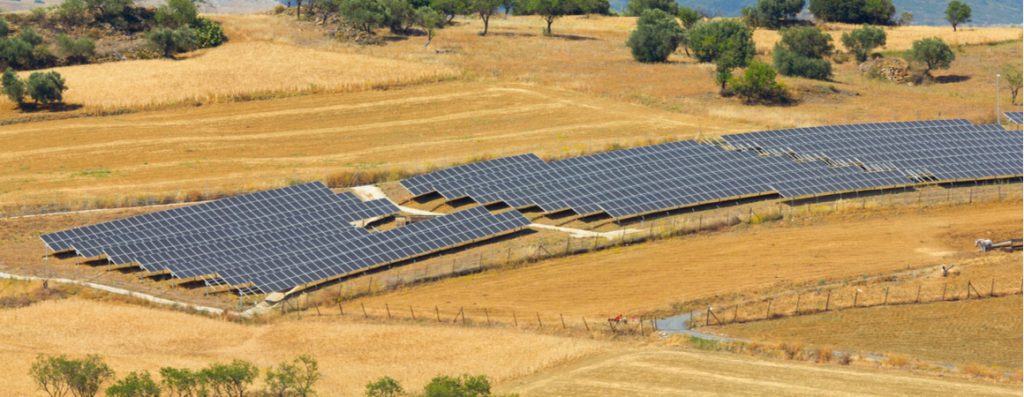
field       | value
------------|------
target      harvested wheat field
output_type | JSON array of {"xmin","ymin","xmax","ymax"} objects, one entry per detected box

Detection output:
[
  {"xmin": 711, "ymin": 295, "xmax": 1023, "ymax": 370},
  {"xmin": 348, "ymin": 200, "xmax": 1022, "ymax": 320},
  {"xmin": 499, "ymin": 349, "xmax": 1021, "ymax": 397},
  {"xmin": 0, "ymin": 298, "xmax": 603, "ymax": 396}
]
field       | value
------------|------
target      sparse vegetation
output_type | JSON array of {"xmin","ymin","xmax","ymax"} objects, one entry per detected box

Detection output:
[
  {"xmin": 1003, "ymin": 65, "xmax": 1022, "ymax": 105},
  {"xmin": 741, "ymin": 0, "xmax": 805, "ymax": 29},
  {"xmin": 728, "ymin": 60, "xmax": 790, "ymax": 104},
  {"xmin": 105, "ymin": 371, "xmax": 160, "ymax": 397},
  {"xmin": 365, "ymin": 376, "xmax": 404, "ymax": 397}
]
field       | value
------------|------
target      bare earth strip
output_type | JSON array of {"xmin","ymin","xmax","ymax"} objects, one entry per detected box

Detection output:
[
  {"xmin": 349, "ymin": 201, "xmax": 1022, "ymax": 319},
  {"xmin": 710, "ymin": 295, "xmax": 1024, "ymax": 369},
  {"xmin": 501, "ymin": 349, "xmax": 1021, "ymax": 397}
]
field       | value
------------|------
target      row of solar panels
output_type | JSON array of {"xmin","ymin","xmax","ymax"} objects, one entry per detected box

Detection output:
[
  {"xmin": 401, "ymin": 119, "xmax": 1023, "ymax": 220},
  {"xmin": 42, "ymin": 183, "xmax": 531, "ymax": 294},
  {"xmin": 1006, "ymin": 112, "xmax": 1023, "ymax": 125}
]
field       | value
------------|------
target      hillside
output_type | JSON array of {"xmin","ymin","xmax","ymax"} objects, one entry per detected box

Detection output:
[{"xmin": 605, "ymin": 0, "xmax": 1024, "ymax": 26}]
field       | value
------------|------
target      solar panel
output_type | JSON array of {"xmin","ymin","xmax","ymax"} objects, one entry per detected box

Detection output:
[{"xmin": 1005, "ymin": 112, "xmax": 1023, "ymax": 124}]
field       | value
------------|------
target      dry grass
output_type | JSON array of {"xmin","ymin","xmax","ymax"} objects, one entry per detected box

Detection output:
[
  {"xmin": 751, "ymin": 23, "xmax": 1023, "ymax": 53},
  {"xmin": 14, "ymin": 41, "xmax": 456, "ymax": 109},
  {"xmin": 345, "ymin": 200, "xmax": 1021, "ymax": 320},
  {"xmin": 714, "ymin": 295, "xmax": 1023, "ymax": 370},
  {"xmin": 499, "ymin": 349, "xmax": 1022, "ymax": 397},
  {"xmin": 0, "ymin": 298, "xmax": 604, "ymax": 396}
]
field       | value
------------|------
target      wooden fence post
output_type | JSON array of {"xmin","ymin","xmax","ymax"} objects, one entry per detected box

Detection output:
[
  {"xmin": 942, "ymin": 283, "xmax": 947, "ymax": 301},
  {"xmin": 883, "ymin": 287, "xmax": 889, "ymax": 305},
  {"xmin": 794, "ymin": 294, "xmax": 801, "ymax": 314},
  {"xmin": 314, "ymin": 303, "xmax": 321, "ymax": 316},
  {"xmin": 410, "ymin": 305, "xmax": 416, "ymax": 320},
  {"xmin": 766, "ymin": 299, "xmax": 773, "ymax": 319},
  {"xmin": 461, "ymin": 307, "xmax": 467, "ymax": 325},
  {"xmin": 338, "ymin": 301, "xmax": 344, "ymax": 316},
  {"xmin": 824, "ymin": 290, "xmax": 831, "ymax": 311},
  {"xmin": 916, "ymin": 285, "xmax": 921, "ymax": 303},
  {"xmin": 733, "ymin": 305, "xmax": 738, "ymax": 323},
  {"xmin": 853, "ymin": 290, "xmax": 859, "ymax": 307},
  {"xmin": 536, "ymin": 312, "xmax": 542, "ymax": 328},
  {"xmin": 991, "ymin": 278, "xmax": 996, "ymax": 297},
  {"xmin": 385, "ymin": 303, "xmax": 391, "ymax": 319},
  {"xmin": 582, "ymin": 316, "xmax": 590, "ymax": 331},
  {"xmin": 705, "ymin": 306, "xmax": 712, "ymax": 326},
  {"xmin": 435, "ymin": 306, "xmax": 440, "ymax": 322},
  {"xmin": 639, "ymin": 317, "xmax": 645, "ymax": 336},
  {"xmin": 361, "ymin": 303, "xmax": 367, "ymax": 318},
  {"xmin": 485, "ymin": 308, "xmax": 491, "ymax": 326},
  {"xmin": 513, "ymin": 310, "xmax": 518, "ymax": 327}
]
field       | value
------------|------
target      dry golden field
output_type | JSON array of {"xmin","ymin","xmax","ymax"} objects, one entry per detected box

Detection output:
[
  {"xmin": 346, "ymin": 200, "xmax": 1022, "ymax": 320},
  {"xmin": 712, "ymin": 295, "xmax": 1023, "ymax": 370},
  {"xmin": 499, "ymin": 349, "xmax": 1022, "ymax": 397},
  {"xmin": 0, "ymin": 297, "xmax": 603, "ymax": 396}
]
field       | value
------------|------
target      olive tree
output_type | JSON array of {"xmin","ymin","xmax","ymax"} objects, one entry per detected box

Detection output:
[
  {"xmin": 469, "ymin": 0, "xmax": 503, "ymax": 35},
  {"xmin": 741, "ymin": 0, "xmax": 804, "ymax": 29},
  {"xmin": 521, "ymin": 0, "xmax": 574, "ymax": 36},
  {"xmin": 841, "ymin": 24, "xmax": 886, "ymax": 62},
  {"xmin": 626, "ymin": 9, "xmax": 683, "ymax": 63},
  {"xmin": 1003, "ymin": 65, "xmax": 1022, "ymax": 105},
  {"xmin": 905, "ymin": 37, "xmax": 954, "ymax": 78},
  {"xmin": 944, "ymin": 0, "xmax": 970, "ymax": 31},
  {"xmin": 729, "ymin": 60, "xmax": 789, "ymax": 104},
  {"xmin": 415, "ymin": 6, "xmax": 444, "ymax": 47},
  {"xmin": 773, "ymin": 25, "xmax": 833, "ymax": 80}
]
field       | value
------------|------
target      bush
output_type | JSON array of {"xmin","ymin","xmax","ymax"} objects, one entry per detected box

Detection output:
[
  {"xmin": 19, "ymin": 27, "xmax": 44, "ymax": 47},
  {"xmin": 676, "ymin": 6, "xmax": 700, "ymax": 28},
  {"xmin": 772, "ymin": 26, "xmax": 832, "ymax": 79},
  {"xmin": 192, "ymin": 18, "xmax": 226, "ymax": 48},
  {"xmin": 58, "ymin": 0, "xmax": 91, "ymax": 26},
  {"xmin": 160, "ymin": 367, "xmax": 201, "ymax": 397},
  {"xmin": 0, "ymin": 38, "xmax": 34, "ymax": 69},
  {"xmin": 380, "ymin": 0, "xmax": 416, "ymax": 33},
  {"xmin": 85, "ymin": 0, "xmax": 134, "ymax": 24},
  {"xmin": 905, "ymin": 37, "xmax": 954, "ymax": 77},
  {"xmin": 626, "ymin": 9, "xmax": 683, "ymax": 63},
  {"xmin": 687, "ymin": 18, "xmax": 755, "ymax": 64},
  {"xmin": 423, "ymin": 374, "xmax": 491, "ymax": 397},
  {"xmin": 29, "ymin": 354, "xmax": 113, "ymax": 397},
  {"xmin": 2, "ymin": 68, "xmax": 25, "ymax": 105},
  {"xmin": 147, "ymin": 27, "xmax": 196, "ymax": 58},
  {"xmin": 156, "ymin": 0, "xmax": 198, "ymax": 28},
  {"xmin": 841, "ymin": 24, "xmax": 885, "ymax": 62},
  {"xmin": 264, "ymin": 355, "xmax": 320, "ymax": 397},
  {"xmin": 728, "ymin": 60, "xmax": 789, "ymax": 104},
  {"xmin": 0, "ymin": 16, "xmax": 9, "ymax": 37},
  {"xmin": 28, "ymin": 71, "xmax": 69, "ymax": 105},
  {"xmin": 200, "ymin": 360, "xmax": 258, "ymax": 397},
  {"xmin": 624, "ymin": 0, "xmax": 676, "ymax": 16},
  {"xmin": 56, "ymin": 34, "xmax": 96, "ymax": 64},
  {"xmin": 809, "ymin": 0, "xmax": 893, "ymax": 24},
  {"xmin": 105, "ymin": 371, "xmax": 160, "ymax": 397},
  {"xmin": 741, "ymin": 0, "xmax": 804, "ymax": 29},
  {"xmin": 366, "ymin": 376, "xmax": 404, "ymax": 397}
]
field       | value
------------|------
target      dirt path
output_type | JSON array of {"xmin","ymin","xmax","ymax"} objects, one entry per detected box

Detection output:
[{"xmin": 500, "ymin": 349, "xmax": 1021, "ymax": 396}]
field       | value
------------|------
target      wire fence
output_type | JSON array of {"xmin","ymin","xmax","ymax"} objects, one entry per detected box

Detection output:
[
  {"xmin": 690, "ymin": 277, "xmax": 1024, "ymax": 328},
  {"xmin": 328, "ymin": 182, "xmax": 1021, "ymax": 302}
]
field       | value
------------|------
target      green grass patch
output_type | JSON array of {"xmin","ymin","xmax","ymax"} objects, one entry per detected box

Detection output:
[{"xmin": 72, "ymin": 168, "xmax": 112, "ymax": 178}]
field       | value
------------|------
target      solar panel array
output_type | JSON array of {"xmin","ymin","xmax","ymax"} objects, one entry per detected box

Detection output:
[
  {"xmin": 401, "ymin": 119, "xmax": 1022, "ymax": 219},
  {"xmin": 1006, "ymin": 112, "xmax": 1023, "ymax": 124},
  {"xmin": 42, "ymin": 182, "xmax": 531, "ymax": 294}
]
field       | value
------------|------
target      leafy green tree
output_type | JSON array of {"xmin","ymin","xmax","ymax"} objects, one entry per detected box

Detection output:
[
  {"xmin": 686, "ymin": 18, "xmax": 755, "ymax": 64},
  {"xmin": 741, "ymin": 0, "xmax": 804, "ymax": 29},
  {"xmin": 67, "ymin": 354, "xmax": 114, "ymax": 397},
  {"xmin": 264, "ymin": 355, "xmax": 320, "ymax": 397},
  {"xmin": 897, "ymin": 11, "xmax": 912, "ymax": 26},
  {"xmin": 381, "ymin": 0, "xmax": 416, "ymax": 33},
  {"xmin": 676, "ymin": 6, "xmax": 700, "ymax": 28},
  {"xmin": 56, "ymin": 34, "xmax": 96, "ymax": 64},
  {"xmin": 338, "ymin": 0, "xmax": 389, "ymax": 32},
  {"xmin": 729, "ymin": 60, "xmax": 789, "ymax": 104},
  {"xmin": 1003, "ymin": 65, "xmax": 1022, "ymax": 105},
  {"xmin": 2, "ymin": 68, "xmax": 25, "ymax": 106},
  {"xmin": 469, "ymin": 0, "xmax": 503, "ymax": 35},
  {"xmin": 29, "ymin": 354, "xmax": 76, "ymax": 397},
  {"xmin": 808, "ymin": 0, "xmax": 893, "ymax": 24},
  {"xmin": 201, "ymin": 360, "xmax": 258, "ymax": 397},
  {"xmin": 944, "ymin": 0, "xmax": 970, "ymax": 31},
  {"xmin": 160, "ymin": 367, "xmax": 201, "ymax": 397},
  {"xmin": 365, "ymin": 376, "xmax": 404, "ymax": 397},
  {"xmin": 773, "ymin": 25, "xmax": 832, "ymax": 79},
  {"xmin": 105, "ymin": 371, "xmax": 160, "ymax": 397},
  {"xmin": 905, "ymin": 37, "xmax": 954, "ymax": 77},
  {"xmin": 626, "ymin": 9, "xmax": 682, "ymax": 63},
  {"xmin": 19, "ymin": 27, "xmax": 44, "ymax": 47},
  {"xmin": 521, "ymin": 0, "xmax": 573, "ymax": 35},
  {"xmin": 430, "ymin": 0, "xmax": 467, "ymax": 23},
  {"xmin": 624, "ymin": 0, "xmax": 676, "ymax": 17},
  {"xmin": 423, "ymin": 374, "xmax": 491, "ymax": 397},
  {"xmin": 0, "ymin": 38, "xmax": 34, "ymax": 69},
  {"xmin": 0, "ymin": 16, "xmax": 9, "ymax": 37},
  {"xmin": 146, "ymin": 28, "xmax": 195, "ymax": 58},
  {"xmin": 85, "ymin": 0, "xmax": 133, "ymax": 24},
  {"xmin": 840, "ymin": 24, "xmax": 885, "ymax": 62},
  {"xmin": 156, "ymin": 0, "xmax": 199, "ymax": 28},
  {"xmin": 415, "ymin": 6, "xmax": 444, "ymax": 46}
]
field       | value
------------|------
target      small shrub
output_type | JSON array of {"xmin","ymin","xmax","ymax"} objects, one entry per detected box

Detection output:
[
  {"xmin": 160, "ymin": 367, "xmax": 201, "ymax": 397},
  {"xmin": 156, "ymin": 0, "xmax": 198, "ymax": 28},
  {"xmin": 0, "ymin": 16, "xmax": 9, "ymax": 37},
  {"xmin": 687, "ymin": 336, "xmax": 723, "ymax": 351},
  {"xmin": 365, "ymin": 376, "xmax": 404, "ymax": 397},
  {"xmin": 192, "ymin": 18, "xmax": 226, "ymax": 48},
  {"xmin": 624, "ymin": 0, "xmax": 677, "ymax": 16},
  {"xmin": 19, "ymin": 27, "xmax": 44, "ymax": 47},
  {"xmin": 835, "ymin": 352, "xmax": 852, "ymax": 365},
  {"xmin": 780, "ymin": 342, "xmax": 804, "ymax": 360},
  {"xmin": 27, "ymin": 71, "xmax": 68, "ymax": 105},
  {"xmin": 105, "ymin": 371, "xmax": 160, "ymax": 397},
  {"xmin": 626, "ymin": 9, "xmax": 683, "ymax": 63},
  {"xmin": 961, "ymin": 363, "xmax": 999, "ymax": 379},
  {"xmin": 841, "ymin": 24, "xmax": 886, "ymax": 63},
  {"xmin": 147, "ymin": 27, "xmax": 196, "ymax": 58},
  {"xmin": 728, "ymin": 60, "xmax": 790, "ymax": 105},
  {"xmin": 423, "ymin": 374, "xmax": 491, "ymax": 397},
  {"xmin": 773, "ymin": 26, "xmax": 833, "ymax": 80},
  {"xmin": 56, "ymin": 34, "xmax": 96, "ymax": 64},
  {"xmin": 0, "ymin": 38, "xmax": 34, "ymax": 69},
  {"xmin": 58, "ymin": 0, "xmax": 91, "ymax": 27},
  {"xmin": 904, "ymin": 37, "xmax": 954, "ymax": 78},
  {"xmin": 815, "ymin": 346, "xmax": 833, "ymax": 363},
  {"xmin": 264, "ymin": 355, "xmax": 320, "ymax": 397}
]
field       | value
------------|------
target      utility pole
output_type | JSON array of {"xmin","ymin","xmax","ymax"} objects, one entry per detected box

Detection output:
[{"xmin": 996, "ymin": 73, "xmax": 1001, "ymax": 124}]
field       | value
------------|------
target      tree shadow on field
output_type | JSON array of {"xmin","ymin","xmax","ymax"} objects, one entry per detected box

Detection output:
[
  {"xmin": 17, "ymin": 103, "xmax": 83, "ymax": 113},
  {"xmin": 549, "ymin": 33, "xmax": 597, "ymax": 41},
  {"xmin": 934, "ymin": 75, "xmax": 971, "ymax": 84},
  {"xmin": 488, "ymin": 31, "xmax": 538, "ymax": 38}
]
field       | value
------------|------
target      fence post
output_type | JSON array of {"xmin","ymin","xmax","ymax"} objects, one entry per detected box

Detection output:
[
  {"xmin": 506, "ymin": 247, "xmax": 512, "ymax": 265},
  {"xmin": 942, "ymin": 283, "xmax": 947, "ymax": 301},
  {"xmin": 582, "ymin": 316, "xmax": 590, "ymax": 331},
  {"xmin": 991, "ymin": 278, "xmax": 996, "ymax": 297},
  {"xmin": 853, "ymin": 289, "xmax": 859, "ymax": 307},
  {"xmin": 706, "ymin": 306, "xmax": 712, "ymax": 326},
  {"xmin": 385, "ymin": 303, "xmax": 391, "ymax": 319},
  {"xmin": 698, "ymin": 215, "xmax": 703, "ymax": 232},
  {"xmin": 824, "ymin": 290, "xmax": 831, "ymax": 311},
  {"xmin": 338, "ymin": 301, "xmax": 344, "ymax": 316},
  {"xmin": 485, "ymin": 308, "xmax": 491, "ymax": 326},
  {"xmin": 916, "ymin": 285, "xmax": 921, "ymax": 303},
  {"xmin": 512, "ymin": 310, "xmax": 518, "ymax": 327},
  {"xmin": 564, "ymin": 236, "xmax": 571, "ymax": 255},
  {"xmin": 733, "ymin": 305, "xmax": 738, "ymax": 323},
  {"xmin": 794, "ymin": 294, "xmax": 801, "ymax": 314},
  {"xmin": 536, "ymin": 312, "xmax": 542, "ymax": 328},
  {"xmin": 560, "ymin": 314, "xmax": 566, "ymax": 329},
  {"xmin": 435, "ymin": 306, "xmax": 440, "ymax": 322},
  {"xmin": 689, "ymin": 311, "xmax": 694, "ymax": 329},
  {"xmin": 765, "ymin": 299, "xmax": 773, "ymax": 319},
  {"xmin": 461, "ymin": 307, "xmax": 466, "ymax": 325},
  {"xmin": 410, "ymin": 305, "xmax": 416, "ymax": 320},
  {"xmin": 639, "ymin": 317, "xmax": 644, "ymax": 336},
  {"xmin": 361, "ymin": 302, "xmax": 367, "ymax": 318},
  {"xmin": 883, "ymin": 287, "xmax": 889, "ymax": 305}
]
